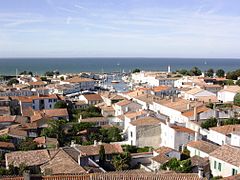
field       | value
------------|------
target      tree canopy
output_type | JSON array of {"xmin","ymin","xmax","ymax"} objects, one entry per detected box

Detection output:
[
  {"xmin": 216, "ymin": 69, "xmax": 225, "ymax": 78},
  {"xmin": 7, "ymin": 79, "xmax": 19, "ymax": 86},
  {"xmin": 132, "ymin": 68, "xmax": 140, "ymax": 73},
  {"xmin": 205, "ymin": 69, "xmax": 214, "ymax": 77},
  {"xmin": 54, "ymin": 101, "xmax": 67, "ymax": 109},
  {"xmin": 112, "ymin": 152, "xmax": 131, "ymax": 171},
  {"xmin": 234, "ymin": 93, "xmax": 240, "ymax": 106}
]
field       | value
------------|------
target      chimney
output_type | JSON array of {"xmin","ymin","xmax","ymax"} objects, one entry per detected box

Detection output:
[
  {"xmin": 78, "ymin": 115, "xmax": 82, "ymax": 123},
  {"xmin": 70, "ymin": 140, "xmax": 75, "ymax": 147},
  {"xmin": 198, "ymin": 167, "xmax": 204, "ymax": 179},
  {"xmin": 194, "ymin": 106, "xmax": 198, "ymax": 121},
  {"xmin": 94, "ymin": 140, "xmax": 97, "ymax": 146},
  {"xmin": 171, "ymin": 95, "xmax": 175, "ymax": 103},
  {"xmin": 166, "ymin": 118, "xmax": 170, "ymax": 127},
  {"xmin": 187, "ymin": 103, "xmax": 190, "ymax": 110},
  {"xmin": 23, "ymin": 170, "xmax": 31, "ymax": 180},
  {"xmin": 194, "ymin": 129, "xmax": 199, "ymax": 141}
]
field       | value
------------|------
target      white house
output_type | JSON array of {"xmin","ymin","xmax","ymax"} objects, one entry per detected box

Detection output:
[
  {"xmin": 218, "ymin": 86, "xmax": 240, "ymax": 103},
  {"xmin": 209, "ymin": 145, "xmax": 240, "ymax": 177},
  {"xmin": 184, "ymin": 87, "xmax": 216, "ymax": 101},
  {"xmin": 231, "ymin": 131, "xmax": 240, "ymax": 147},
  {"xmin": 79, "ymin": 94, "xmax": 103, "ymax": 105},
  {"xmin": 207, "ymin": 125, "xmax": 240, "ymax": 145},
  {"xmin": 149, "ymin": 147, "xmax": 181, "ymax": 172},
  {"xmin": 113, "ymin": 100, "xmax": 141, "ymax": 116},
  {"xmin": 60, "ymin": 76, "xmax": 96, "ymax": 91},
  {"xmin": 127, "ymin": 116, "xmax": 161, "ymax": 148},
  {"xmin": 187, "ymin": 140, "xmax": 219, "ymax": 158},
  {"xmin": 160, "ymin": 119, "xmax": 195, "ymax": 151}
]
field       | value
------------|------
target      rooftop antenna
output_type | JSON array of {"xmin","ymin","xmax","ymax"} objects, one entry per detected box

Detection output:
[{"xmin": 16, "ymin": 68, "xmax": 18, "ymax": 79}]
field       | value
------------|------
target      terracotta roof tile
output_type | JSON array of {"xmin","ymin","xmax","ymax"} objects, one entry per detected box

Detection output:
[
  {"xmin": 187, "ymin": 140, "xmax": 219, "ymax": 154},
  {"xmin": 210, "ymin": 145, "xmax": 240, "ymax": 167}
]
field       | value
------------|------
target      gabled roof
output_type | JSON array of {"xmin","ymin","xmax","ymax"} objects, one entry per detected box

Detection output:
[
  {"xmin": 83, "ymin": 94, "xmax": 102, "ymax": 101},
  {"xmin": 182, "ymin": 106, "xmax": 210, "ymax": 117},
  {"xmin": 219, "ymin": 86, "xmax": 240, "ymax": 93},
  {"xmin": 130, "ymin": 116, "xmax": 161, "ymax": 126},
  {"xmin": 152, "ymin": 146, "xmax": 178, "ymax": 164},
  {"xmin": 187, "ymin": 140, "xmax": 219, "ymax": 154},
  {"xmin": 43, "ymin": 108, "xmax": 69, "ymax": 117},
  {"xmin": 170, "ymin": 125, "xmax": 195, "ymax": 134},
  {"xmin": 64, "ymin": 76, "xmax": 95, "ymax": 83},
  {"xmin": 75, "ymin": 143, "xmax": 123, "ymax": 156},
  {"xmin": 210, "ymin": 145, "xmax": 240, "ymax": 167},
  {"xmin": 115, "ymin": 99, "xmax": 132, "ymax": 106},
  {"xmin": 40, "ymin": 148, "xmax": 86, "ymax": 175},
  {"xmin": 210, "ymin": 125, "xmax": 240, "ymax": 135},
  {"xmin": 124, "ymin": 110, "xmax": 147, "ymax": 119},
  {"xmin": 185, "ymin": 88, "xmax": 203, "ymax": 95},
  {"xmin": 5, "ymin": 149, "xmax": 53, "ymax": 167}
]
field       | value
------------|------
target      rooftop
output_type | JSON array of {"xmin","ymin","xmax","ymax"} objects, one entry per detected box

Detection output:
[{"xmin": 187, "ymin": 140, "xmax": 219, "ymax": 154}]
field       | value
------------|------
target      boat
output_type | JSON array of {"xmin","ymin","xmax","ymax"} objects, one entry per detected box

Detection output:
[{"xmin": 111, "ymin": 80, "xmax": 120, "ymax": 84}]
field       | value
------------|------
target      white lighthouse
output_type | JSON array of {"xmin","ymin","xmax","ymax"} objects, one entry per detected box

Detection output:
[{"xmin": 167, "ymin": 65, "xmax": 171, "ymax": 74}]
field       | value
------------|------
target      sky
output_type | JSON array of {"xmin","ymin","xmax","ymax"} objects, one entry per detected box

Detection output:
[{"xmin": 0, "ymin": 0, "xmax": 240, "ymax": 58}]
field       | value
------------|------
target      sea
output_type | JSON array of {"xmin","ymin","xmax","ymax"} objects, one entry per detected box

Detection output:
[{"xmin": 0, "ymin": 57, "xmax": 240, "ymax": 75}]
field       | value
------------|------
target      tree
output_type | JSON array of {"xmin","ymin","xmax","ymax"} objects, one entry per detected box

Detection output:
[
  {"xmin": 205, "ymin": 69, "xmax": 214, "ymax": 77},
  {"xmin": 189, "ymin": 67, "xmax": 202, "ymax": 76},
  {"xmin": 60, "ymin": 76, "xmax": 64, "ymax": 81},
  {"xmin": 216, "ymin": 69, "xmax": 225, "ymax": 78},
  {"xmin": 99, "ymin": 145, "xmax": 106, "ymax": 165},
  {"xmin": 236, "ymin": 80, "xmax": 240, "ymax": 86},
  {"xmin": 132, "ymin": 68, "xmax": 140, "ymax": 73},
  {"xmin": 100, "ymin": 127, "xmax": 122, "ymax": 143},
  {"xmin": 19, "ymin": 71, "xmax": 33, "ymax": 76},
  {"xmin": 54, "ymin": 101, "xmax": 67, "ymax": 109},
  {"xmin": 177, "ymin": 69, "xmax": 189, "ymax": 76},
  {"xmin": 112, "ymin": 152, "xmax": 131, "ymax": 171},
  {"xmin": 161, "ymin": 158, "xmax": 192, "ymax": 173},
  {"xmin": 201, "ymin": 117, "xmax": 218, "ymax": 130},
  {"xmin": 41, "ymin": 119, "xmax": 67, "ymax": 146},
  {"xmin": 224, "ymin": 79, "xmax": 234, "ymax": 85},
  {"xmin": 234, "ymin": 93, "xmax": 240, "ymax": 106},
  {"xmin": 18, "ymin": 138, "xmax": 38, "ymax": 151},
  {"xmin": 7, "ymin": 79, "xmax": 19, "ymax": 86}
]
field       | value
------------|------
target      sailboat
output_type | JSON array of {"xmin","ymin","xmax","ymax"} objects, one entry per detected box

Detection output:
[{"xmin": 111, "ymin": 74, "xmax": 120, "ymax": 84}]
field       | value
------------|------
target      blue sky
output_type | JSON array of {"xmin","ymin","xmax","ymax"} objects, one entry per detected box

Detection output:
[{"xmin": 0, "ymin": 0, "xmax": 240, "ymax": 58}]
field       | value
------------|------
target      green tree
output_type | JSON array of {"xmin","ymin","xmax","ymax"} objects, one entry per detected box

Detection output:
[
  {"xmin": 205, "ymin": 69, "xmax": 214, "ymax": 77},
  {"xmin": 201, "ymin": 117, "xmax": 218, "ymax": 130},
  {"xmin": 234, "ymin": 93, "xmax": 240, "ymax": 106},
  {"xmin": 236, "ymin": 80, "xmax": 240, "ymax": 86},
  {"xmin": 216, "ymin": 69, "xmax": 225, "ymax": 78},
  {"xmin": 224, "ymin": 79, "xmax": 234, "ymax": 85},
  {"xmin": 54, "ymin": 101, "xmax": 67, "ymax": 109},
  {"xmin": 7, "ymin": 79, "xmax": 19, "ymax": 86},
  {"xmin": 177, "ymin": 69, "xmax": 190, "ymax": 76},
  {"xmin": 161, "ymin": 158, "xmax": 192, "ymax": 173},
  {"xmin": 41, "ymin": 119, "xmax": 67, "ymax": 146},
  {"xmin": 99, "ymin": 145, "xmax": 106, "ymax": 166},
  {"xmin": 100, "ymin": 127, "xmax": 122, "ymax": 143},
  {"xmin": 18, "ymin": 138, "xmax": 38, "ymax": 151},
  {"xmin": 112, "ymin": 152, "xmax": 131, "ymax": 171},
  {"xmin": 132, "ymin": 68, "xmax": 140, "ymax": 73},
  {"xmin": 60, "ymin": 76, "xmax": 64, "ymax": 81},
  {"xmin": 189, "ymin": 67, "xmax": 202, "ymax": 76}
]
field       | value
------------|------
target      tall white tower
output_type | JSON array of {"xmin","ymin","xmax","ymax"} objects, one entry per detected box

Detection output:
[{"xmin": 167, "ymin": 65, "xmax": 171, "ymax": 73}]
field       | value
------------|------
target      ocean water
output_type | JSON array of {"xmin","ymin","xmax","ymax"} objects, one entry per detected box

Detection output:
[{"xmin": 0, "ymin": 58, "xmax": 239, "ymax": 75}]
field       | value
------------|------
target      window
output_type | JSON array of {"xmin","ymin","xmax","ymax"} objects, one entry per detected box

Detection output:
[
  {"xmin": 214, "ymin": 161, "xmax": 217, "ymax": 169},
  {"xmin": 49, "ymin": 104, "xmax": 52, "ymax": 108},
  {"xmin": 232, "ymin": 169, "xmax": 238, "ymax": 175},
  {"xmin": 49, "ymin": 99, "xmax": 52, "ymax": 103},
  {"xmin": 130, "ymin": 131, "xmax": 133, "ymax": 137},
  {"xmin": 218, "ymin": 162, "xmax": 221, "ymax": 171},
  {"xmin": 32, "ymin": 106, "xmax": 35, "ymax": 110}
]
